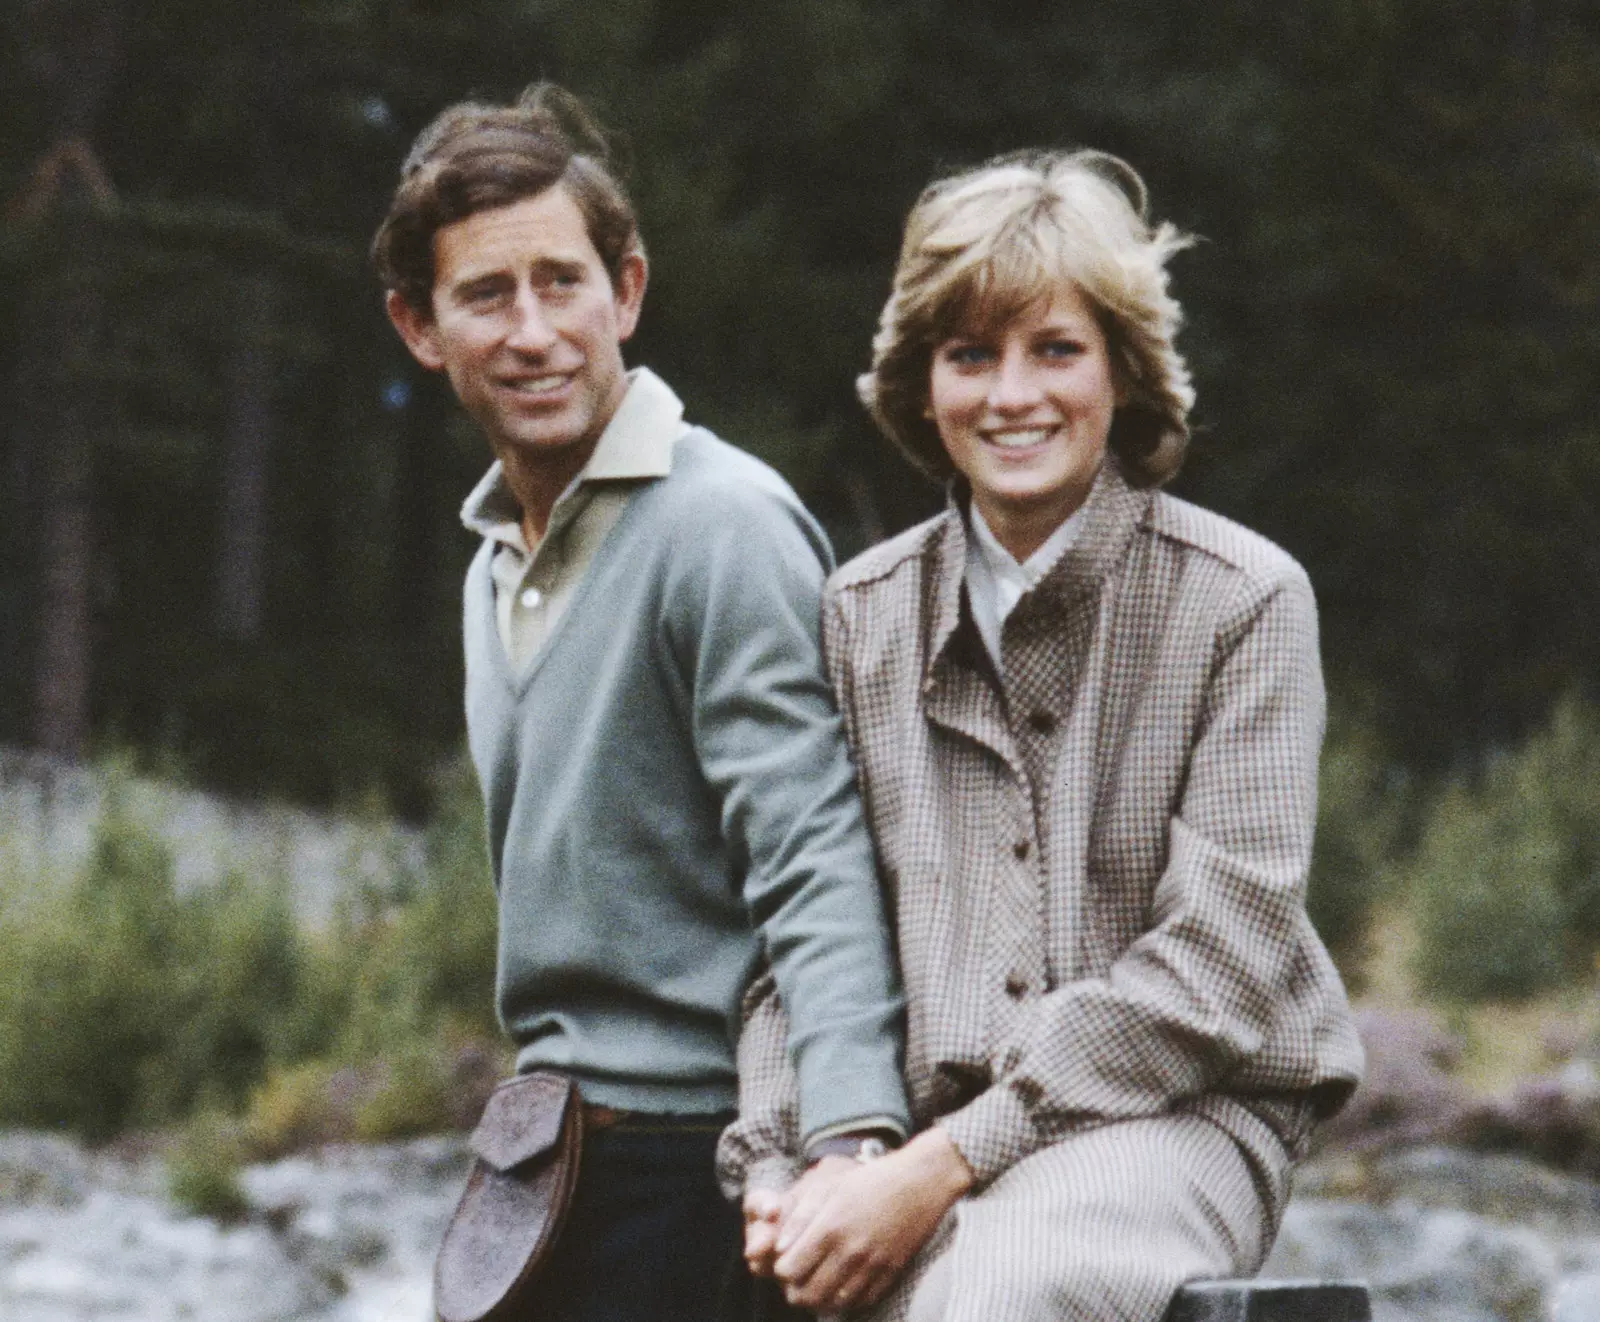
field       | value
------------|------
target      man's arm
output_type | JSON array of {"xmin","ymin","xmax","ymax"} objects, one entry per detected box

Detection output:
[{"xmin": 662, "ymin": 472, "xmax": 909, "ymax": 1145}]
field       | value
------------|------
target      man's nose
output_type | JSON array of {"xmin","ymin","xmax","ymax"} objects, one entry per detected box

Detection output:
[
  {"xmin": 988, "ymin": 348, "xmax": 1043, "ymax": 412},
  {"xmin": 506, "ymin": 286, "xmax": 558, "ymax": 352}
]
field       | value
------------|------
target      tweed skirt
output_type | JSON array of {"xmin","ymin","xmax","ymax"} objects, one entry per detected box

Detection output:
[{"xmin": 855, "ymin": 1113, "xmax": 1279, "ymax": 1322}]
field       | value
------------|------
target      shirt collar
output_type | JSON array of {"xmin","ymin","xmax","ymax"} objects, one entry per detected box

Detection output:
[
  {"xmin": 460, "ymin": 366, "xmax": 686, "ymax": 548},
  {"xmin": 581, "ymin": 365, "xmax": 685, "ymax": 481},
  {"xmin": 925, "ymin": 459, "xmax": 1152, "ymax": 682},
  {"xmin": 968, "ymin": 498, "xmax": 1084, "ymax": 594}
]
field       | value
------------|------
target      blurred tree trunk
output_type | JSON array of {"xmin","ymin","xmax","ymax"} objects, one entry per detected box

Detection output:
[
  {"xmin": 215, "ymin": 271, "xmax": 277, "ymax": 640},
  {"xmin": 24, "ymin": 223, "xmax": 103, "ymax": 759},
  {"xmin": 214, "ymin": 15, "xmax": 295, "ymax": 641},
  {"xmin": 15, "ymin": 0, "xmax": 129, "ymax": 759}
]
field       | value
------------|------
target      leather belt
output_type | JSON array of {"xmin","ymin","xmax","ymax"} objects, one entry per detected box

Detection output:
[{"xmin": 581, "ymin": 1103, "xmax": 732, "ymax": 1134}]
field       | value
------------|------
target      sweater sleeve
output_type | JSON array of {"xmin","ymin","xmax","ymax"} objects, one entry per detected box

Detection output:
[
  {"xmin": 939, "ymin": 568, "xmax": 1326, "ymax": 1185},
  {"xmin": 663, "ymin": 476, "xmax": 909, "ymax": 1144}
]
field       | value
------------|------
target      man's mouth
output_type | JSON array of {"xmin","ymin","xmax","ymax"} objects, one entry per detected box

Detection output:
[{"xmin": 501, "ymin": 373, "xmax": 573, "ymax": 398}]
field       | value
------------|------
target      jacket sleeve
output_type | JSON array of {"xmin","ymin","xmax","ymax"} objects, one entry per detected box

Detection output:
[
  {"xmin": 716, "ymin": 970, "xmax": 804, "ymax": 1199},
  {"xmin": 939, "ymin": 568, "xmax": 1327, "ymax": 1186},
  {"xmin": 663, "ymin": 478, "xmax": 909, "ymax": 1146}
]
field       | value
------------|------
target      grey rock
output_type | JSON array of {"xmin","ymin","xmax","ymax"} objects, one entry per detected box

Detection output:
[
  {"xmin": 239, "ymin": 1137, "xmax": 468, "ymax": 1310},
  {"xmin": 1, "ymin": 1186, "xmax": 334, "ymax": 1322},
  {"xmin": 0, "ymin": 1134, "xmax": 91, "ymax": 1209},
  {"xmin": 1365, "ymin": 1146, "xmax": 1600, "ymax": 1233},
  {"xmin": 1551, "ymin": 1272, "xmax": 1600, "ymax": 1322},
  {"xmin": 0, "ymin": 1135, "xmax": 471, "ymax": 1322},
  {"xmin": 6, "ymin": 1131, "xmax": 1600, "ymax": 1322},
  {"xmin": 1265, "ymin": 1199, "xmax": 1559, "ymax": 1322}
]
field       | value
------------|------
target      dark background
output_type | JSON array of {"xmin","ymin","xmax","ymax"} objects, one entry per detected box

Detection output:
[{"xmin": 4, "ymin": 0, "xmax": 1596, "ymax": 817}]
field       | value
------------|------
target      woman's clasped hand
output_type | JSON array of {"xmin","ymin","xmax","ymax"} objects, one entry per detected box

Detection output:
[{"xmin": 745, "ymin": 1129, "xmax": 974, "ymax": 1312}]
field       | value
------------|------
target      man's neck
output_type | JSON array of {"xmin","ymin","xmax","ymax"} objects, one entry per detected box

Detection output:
[{"xmin": 497, "ymin": 439, "xmax": 597, "ymax": 544}]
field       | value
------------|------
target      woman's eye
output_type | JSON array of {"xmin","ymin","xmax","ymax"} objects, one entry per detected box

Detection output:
[
  {"xmin": 942, "ymin": 343, "xmax": 993, "ymax": 367},
  {"xmin": 1039, "ymin": 338, "xmax": 1084, "ymax": 360}
]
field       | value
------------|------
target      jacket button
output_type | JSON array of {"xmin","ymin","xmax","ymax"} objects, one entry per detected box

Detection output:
[
  {"xmin": 1027, "ymin": 710, "xmax": 1056, "ymax": 734},
  {"xmin": 1012, "ymin": 840, "xmax": 1031, "ymax": 861},
  {"xmin": 1005, "ymin": 974, "xmax": 1028, "ymax": 998}
]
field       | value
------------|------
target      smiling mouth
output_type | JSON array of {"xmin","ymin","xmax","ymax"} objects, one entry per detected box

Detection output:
[
  {"xmin": 982, "ymin": 426, "xmax": 1057, "ymax": 450},
  {"xmin": 501, "ymin": 374, "xmax": 572, "ymax": 397}
]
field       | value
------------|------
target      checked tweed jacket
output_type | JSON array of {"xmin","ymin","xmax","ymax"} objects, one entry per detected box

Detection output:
[{"xmin": 719, "ymin": 460, "xmax": 1362, "ymax": 1231}]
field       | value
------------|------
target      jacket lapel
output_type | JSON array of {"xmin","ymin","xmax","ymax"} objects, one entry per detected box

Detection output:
[{"xmin": 919, "ymin": 510, "xmax": 1022, "ymax": 771}]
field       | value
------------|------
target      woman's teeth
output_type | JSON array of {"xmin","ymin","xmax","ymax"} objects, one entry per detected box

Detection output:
[{"xmin": 985, "ymin": 428, "xmax": 1051, "ymax": 449}]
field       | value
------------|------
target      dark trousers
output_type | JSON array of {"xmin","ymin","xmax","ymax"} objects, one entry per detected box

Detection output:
[{"xmin": 535, "ymin": 1113, "xmax": 773, "ymax": 1322}]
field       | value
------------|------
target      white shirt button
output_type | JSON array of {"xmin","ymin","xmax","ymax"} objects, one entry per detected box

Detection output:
[{"xmin": 520, "ymin": 588, "xmax": 543, "ymax": 609}]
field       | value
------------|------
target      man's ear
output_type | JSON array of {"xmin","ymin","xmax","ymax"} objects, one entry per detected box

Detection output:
[
  {"xmin": 386, "ymin": 289, "xmax": 446, "ymax": 372},
  {"xmin": 612, "ymin": 251, "xmax": 648, "ymax": 344}
]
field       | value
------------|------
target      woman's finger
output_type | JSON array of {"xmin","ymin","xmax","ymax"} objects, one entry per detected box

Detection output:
[{"xmin": 773, "ymin": 1157, "xmax": 851, "ymax": 1255}]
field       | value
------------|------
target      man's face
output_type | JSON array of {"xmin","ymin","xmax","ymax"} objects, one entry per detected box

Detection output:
[{"xmin": 389, "ymin": 186, "xmax": 647, "ymax": 467}]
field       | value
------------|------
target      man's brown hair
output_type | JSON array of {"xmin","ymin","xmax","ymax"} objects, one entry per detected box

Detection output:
[{"xmin": 372, "ymin": 82, "xmax": 640, "ymax": 314}]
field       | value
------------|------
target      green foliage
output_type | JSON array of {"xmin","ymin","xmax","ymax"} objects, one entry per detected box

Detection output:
[
  {"xmin": 1408, "ymin": 696, "xmax": 1600, "ymax": 1004},
  {"xmin": 0, "ymin": 756, "xmax": 501, "ymax": 1146},
  {"xmin": 1309, "ymin": 712, "xmax": 1408, "ymax": 977},
  {"xmin": 350, "ymin": 1038, "xmax": 458, "ymax": 1144},
  {"xmin": 1523, "ymin": 697, "xmax": 1600, "ymax": 947},
  {"xmin": 0, "ymin": 772, "xmax": 186, "ymax": 1138},
  {"xmin": 167, "ymin": 1110, "xmax": 251, "ymax": 1223}
]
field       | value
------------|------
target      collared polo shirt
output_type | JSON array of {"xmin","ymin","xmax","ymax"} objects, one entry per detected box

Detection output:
[{"xmin": 460, "ymin": 367, "xmax": 690, "ymax": 671}]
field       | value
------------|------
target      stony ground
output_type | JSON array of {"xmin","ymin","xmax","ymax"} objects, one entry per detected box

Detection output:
[
  {"xmin": 4, "ymin": 1132, "xmax": 1600, "ymax": 1321},
  {"xmin": 0, "ymin": 1133, "xmax": 460, "ymax": 1322}
]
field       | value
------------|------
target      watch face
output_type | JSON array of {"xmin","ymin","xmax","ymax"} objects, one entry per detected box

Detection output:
[{"xmin": 858, "ymin": 1137, "xmax": 890, "ymax": 1162}]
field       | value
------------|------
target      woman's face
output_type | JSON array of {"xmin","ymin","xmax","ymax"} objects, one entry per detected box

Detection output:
[{"xmin": 929, "ymin": 280, "xmax": 1119, "ymax": 551}]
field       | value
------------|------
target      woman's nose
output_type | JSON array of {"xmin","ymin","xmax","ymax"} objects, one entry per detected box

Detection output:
[{"xmin": 988, "ymin": 349, "xmax": 1043, "ymax": 411}]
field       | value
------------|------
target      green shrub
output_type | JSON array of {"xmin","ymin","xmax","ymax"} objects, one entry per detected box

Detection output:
[
  {"xmin": 1404, "ymin": 696, "xmax": 1600, "ymax": 1003},
  {"xmin": 0, "ymin": 753, "xmax": 502, "ymax": 1146},
  {"xmin": 243, "ymin": 1057, "xmax": 353, "ymax": 1156},
  {"xmin": 167, "ymin": 1111, "xmax": 252, "ymax": 1222},
  {"xmin": 353, "ymin": 1036, "xmax": 459, "ymax": 1142},
  {"xmin": 1517, "ymin": 696, "xmax": 1600, "ymax": 948},
  {"xmin": 1410, "ymin": 782, "xmax": 1569, "ymax": 1002},
  {"xmin": 145, "ymin": 869, "xmax": 307, "ymax": 1120},
  {"xmin": 0, "ymin": 775, "xmax": 186, "ymax": 1137},
  {"xmin": 1310, "ymin": 714, "xmax": 1408, "ymax": 978}
]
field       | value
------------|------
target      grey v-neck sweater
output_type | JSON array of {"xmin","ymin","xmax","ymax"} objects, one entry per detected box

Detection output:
[{"xmin": 463, "ymin": 428, "xmax": 909, "ymax": 1138}]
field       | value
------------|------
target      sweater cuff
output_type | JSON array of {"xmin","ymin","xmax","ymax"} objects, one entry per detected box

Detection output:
[
  {"xmin": 803, "ymin": 1109, "xmax": 907, "ymax": 1141},
  {"xmin": 935, "ymin": 1081, "xmax": 1041, "ymax": 1189},
  {"xmin": 794, "ymin": 1037, "xmax": 911, "ymax": 1145}
]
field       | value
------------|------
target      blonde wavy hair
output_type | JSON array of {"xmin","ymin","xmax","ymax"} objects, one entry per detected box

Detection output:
[{"xmin": 859, "ymin": 149, "xmax": 1196, "ymax": 487}]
